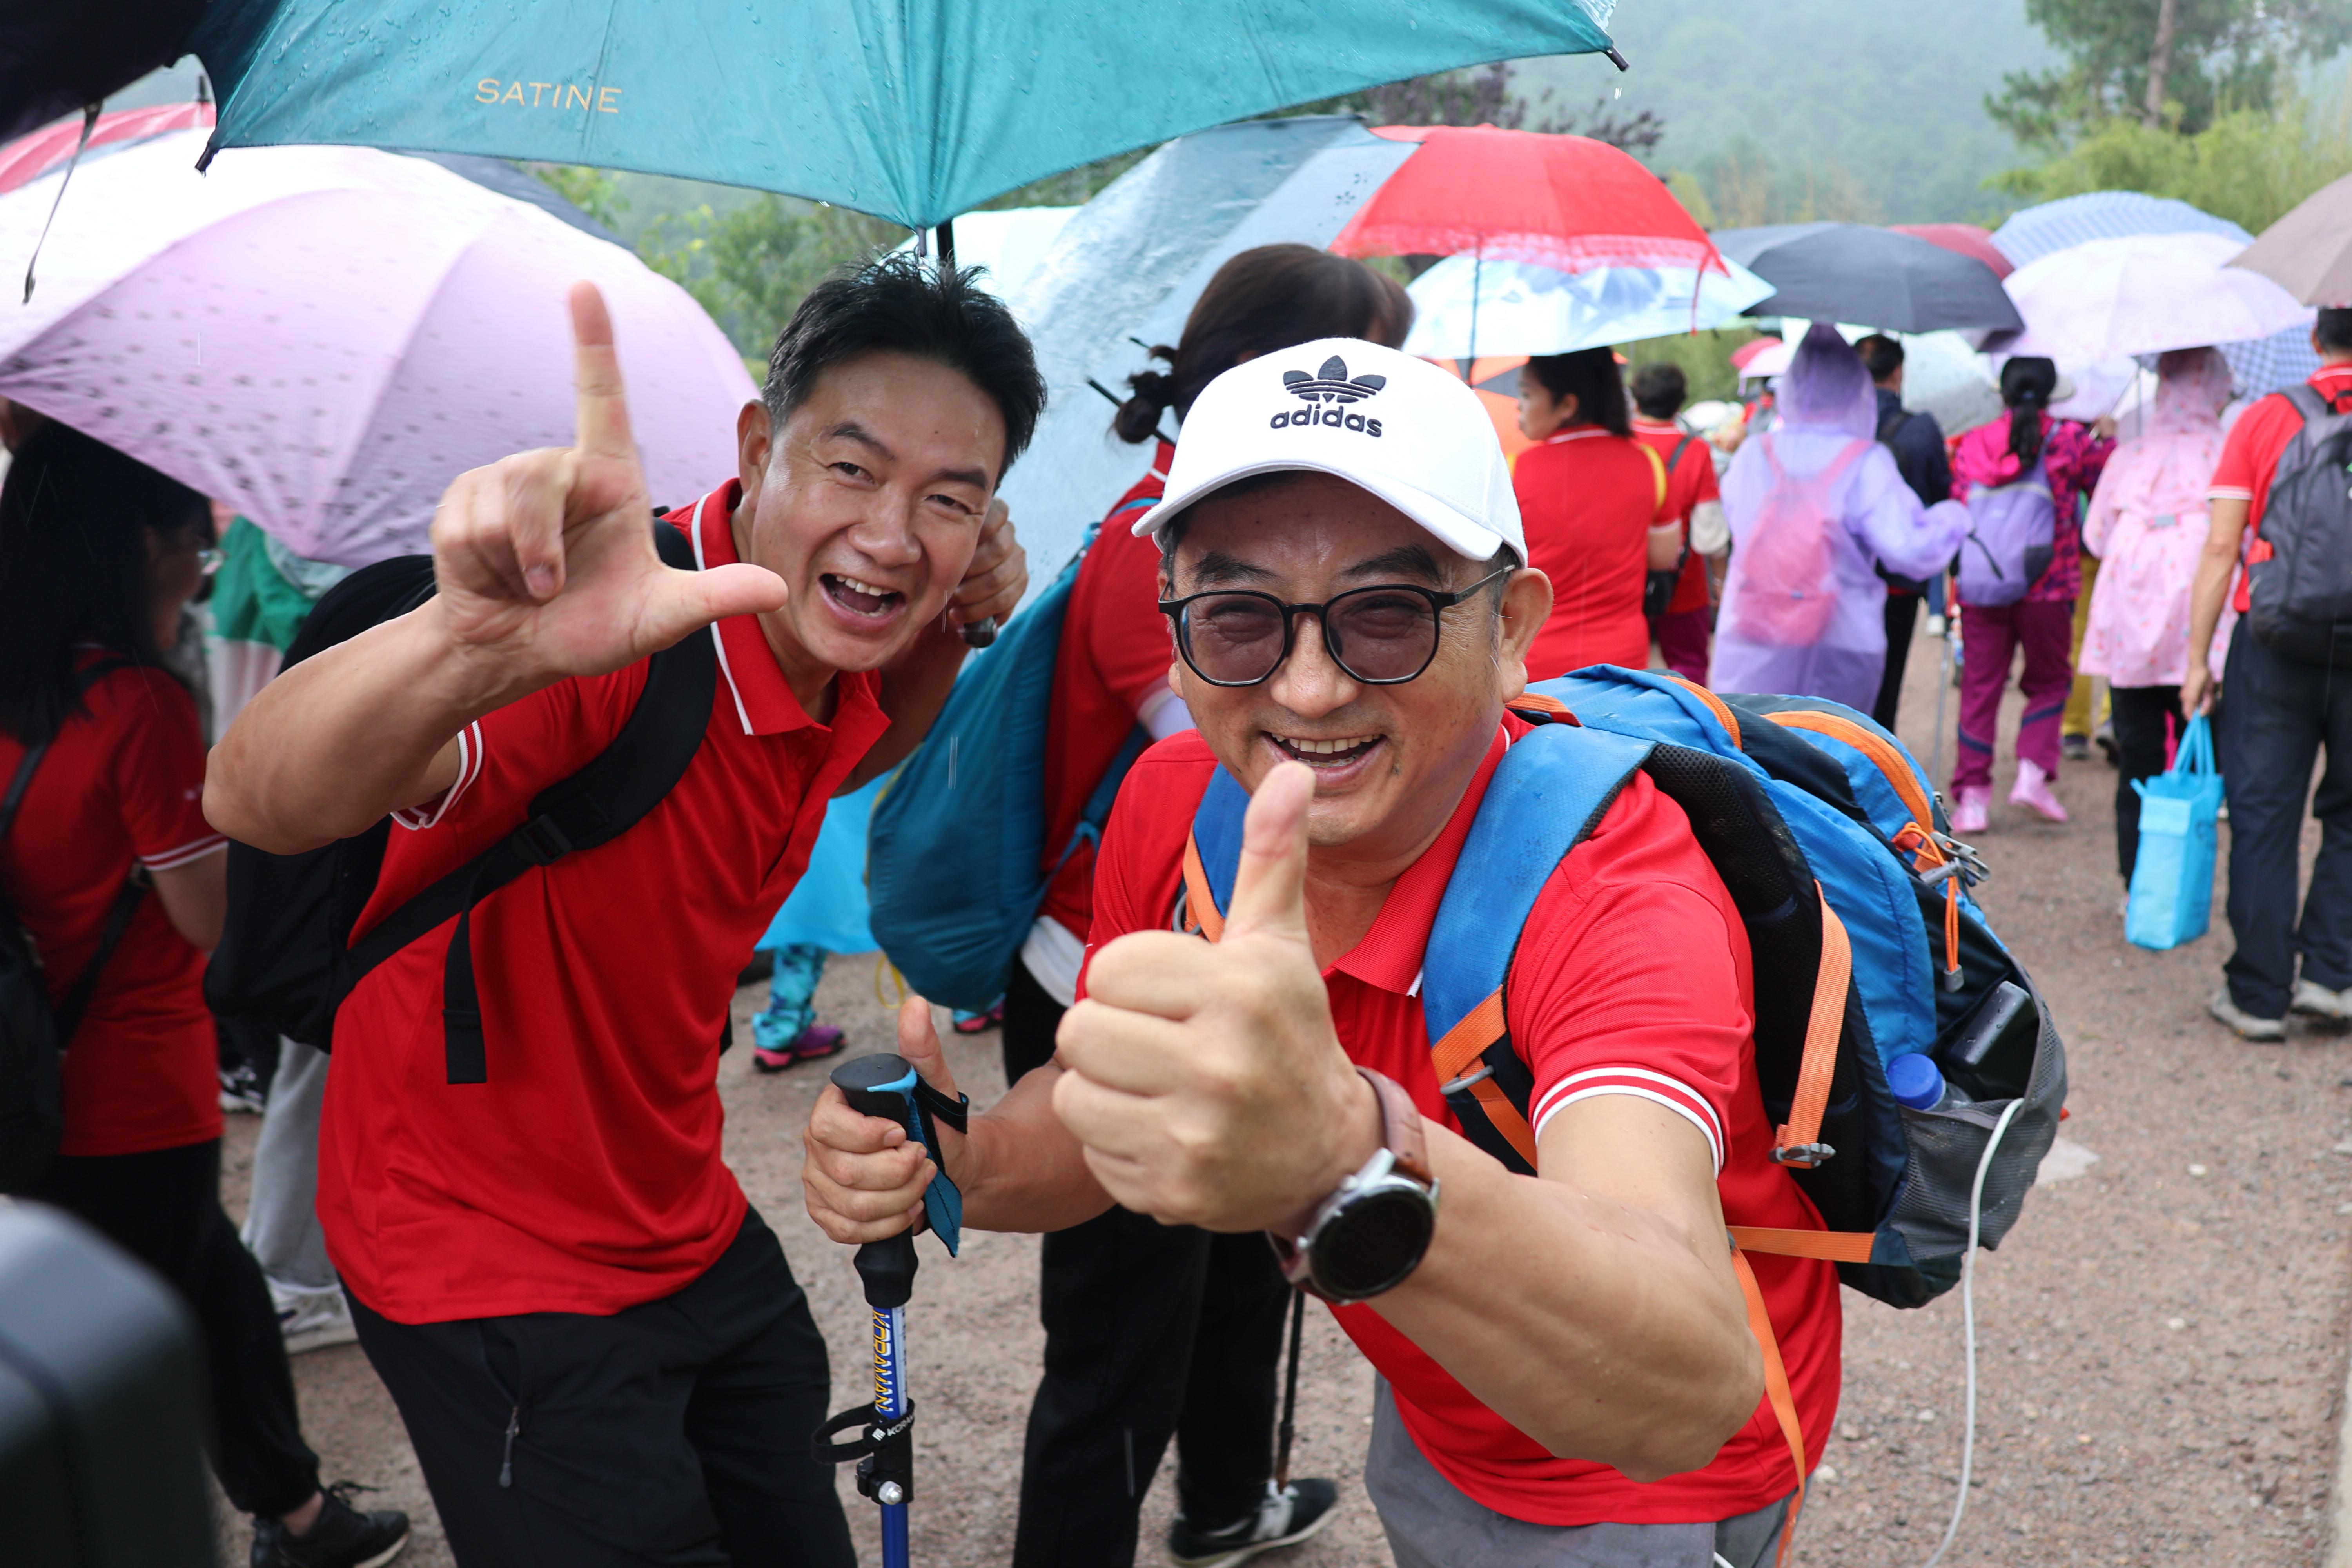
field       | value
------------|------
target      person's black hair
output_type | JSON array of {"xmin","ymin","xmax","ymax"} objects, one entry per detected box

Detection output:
[
  {"xmin": 2318, "ymin": 307, "xmax": 2352, "ymax": 355},
  {"xmin": 1855, "ymin": 333, "xmax": 1906, "ymax": 385},
  {"xmin": 1523, "ymin": 348, "xmax": 1632, "ymax": 438},
  {"xmin": 762, "ymin": 250, "xmax": 1045, "ymax": 480},
  {"xmin": 0, "ymin": 421, "xmax": 209, "ymax": 744},
  {"xmin": 1628, "ymin": 362, "xmax": 1687, "ymax": 421},
  {"xmin": 1999, "ymin": 356, "xmax": 2059, "ymax": 469},
  {"xmin": 1116, "ymin": 245, "xmax": 1413, "ymax": 444}
]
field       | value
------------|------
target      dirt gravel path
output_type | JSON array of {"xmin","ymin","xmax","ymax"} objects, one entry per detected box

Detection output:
[{"xmin": 217, "ymin": 625, "xmax": 2352, "ymax": 1566}]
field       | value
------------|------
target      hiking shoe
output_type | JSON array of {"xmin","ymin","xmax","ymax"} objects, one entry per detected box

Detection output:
[
  {"xmin": 276, "ymin": 1289, "xmax": 358, "ymax": 1356},
  {"xmin": 751, "ymin": 1024, "xmax": 846, "ymax": 1073},
  {"xmin": 2008, "ymin": 760, "xmax": 2069, "ymax": 823},
  {"xmin": 2209, "ymin": 989, "xmax": 2286, "ymax": 1043},
  {"xmin": 1167, "ymin": 1479, "xmax": 1338, "ymax": 1568},
  {"xmin": 951, "ymin": 1002, "xmax": 1004, "ymax": 1035},
  {"xmin": 2061, "ymin": 733, "xmax": 2090, "ymax": 762},
  {"xmin": 2293, "ymin": 978, "xmax": 2352, "ymax": 1025},
  {"xmin": 2094, "ymin": 722, "xmax": 2120, "ymax": 766},
  {"xmin": 252, "ymin": 1484, "xmax": 408, "ymax": 1568},
  {"xmin": 220, "ymin": 1064, "xmax": 269, "ymax": 1114},
  {"xmin": 1948, "ymin": 786, "xmax": 1991, "ymax": 835}
]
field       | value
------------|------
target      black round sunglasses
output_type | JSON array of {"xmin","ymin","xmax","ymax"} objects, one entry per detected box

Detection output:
[{"xmin": 1157, "ymin": 568, "xmax": 1510, "ymax": 688}]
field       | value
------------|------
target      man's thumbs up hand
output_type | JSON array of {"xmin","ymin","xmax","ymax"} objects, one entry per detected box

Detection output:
[{"xmin": 1053, "ymin": 762, "xmax": 1379, "ymax": 1235}]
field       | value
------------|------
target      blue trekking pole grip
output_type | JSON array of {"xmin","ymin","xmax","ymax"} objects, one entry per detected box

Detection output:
[{"xmin": 811, "ymin": 1052, "xmax": 968, "ymax": 1568}]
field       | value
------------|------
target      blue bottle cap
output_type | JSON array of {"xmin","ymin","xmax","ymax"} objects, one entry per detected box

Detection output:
[{"xmin": 1887, "ymin": 1053, "xmax": 1945, "ymax": 1111}]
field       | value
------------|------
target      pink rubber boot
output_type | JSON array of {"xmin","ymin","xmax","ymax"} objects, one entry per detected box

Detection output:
[
  {"xmin": 1948, "ymin": 786, "xmax": 1991, "ymax": 835},
  {"xmin": 2008, "ymin": 759, "xmax": 2069, "ymax": 823}
]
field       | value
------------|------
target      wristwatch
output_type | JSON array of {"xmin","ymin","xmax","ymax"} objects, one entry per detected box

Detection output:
[{"xmin": 1270, "ymin": 1067, "xmax": 1440, "ymax": 1303}]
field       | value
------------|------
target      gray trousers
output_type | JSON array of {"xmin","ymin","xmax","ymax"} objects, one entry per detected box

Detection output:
[
  {"xmin": 1364, "ymin": 1381, "xmax": 1795, "ymax": 1568},
  {"xmin": 238, "ymin": 1039, "xmax": 337, "ymax": 1298}
]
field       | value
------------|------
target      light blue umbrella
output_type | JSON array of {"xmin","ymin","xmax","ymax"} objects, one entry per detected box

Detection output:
[
  {"xmin": 189, "ymin": 0, "xmax": 1620, "ymax": 232},
  {"xmin": 1991, "ymin": 191, "xmax": 2319, "ymax": 397},
  {"xmin": 1400, "ymin": 252, "xmax": 1775, "ymax": 358}
]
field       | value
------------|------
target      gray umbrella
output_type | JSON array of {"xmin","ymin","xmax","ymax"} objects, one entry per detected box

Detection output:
[{"xmin": 1715, "ymin": 221, "xmax": 2024, "ymax": 334}]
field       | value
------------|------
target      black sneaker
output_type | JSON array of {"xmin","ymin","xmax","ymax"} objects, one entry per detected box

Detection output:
[
  {"xmin": 251, "ymin": 1483, "xmax": 408, "ymax": 1568},
  {"xmin": 1167, "ymin": 1479, "xmax": 1338, "ymax": 1568}
]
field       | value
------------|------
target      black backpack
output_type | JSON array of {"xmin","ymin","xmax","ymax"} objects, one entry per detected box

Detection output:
[
  {"xmin": 2245, "ymin": 383, "xmax": 2352, "ymax": 667},
  {"xmin": 204, "ymin": 521, "xmax": 719, "ymax": 1081},
  {"xmin": 0, "ymin": 659, "xmax": 147, "ymax": 1192}
]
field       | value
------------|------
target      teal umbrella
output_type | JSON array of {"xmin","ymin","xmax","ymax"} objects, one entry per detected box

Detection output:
[{"xmin": 189, "ymin": 0, "xmax": 1622, "ymax": 231}]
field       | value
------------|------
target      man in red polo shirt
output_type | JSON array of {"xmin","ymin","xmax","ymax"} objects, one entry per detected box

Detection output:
[
  {"xmin": 2184, "ymin": 307, "xmax": 2352, "ymax": 1039},
  {"xmin": 1628, "ymin": 361, "xmax": 1726, "ymax": 686},
  {"xmin": 206, "ymin": 256, "xmax": 1043, "ymax": 1567},
  {"xmin": 806, "ymin": 341, "xmax": 1836, "ymax": 1565}
]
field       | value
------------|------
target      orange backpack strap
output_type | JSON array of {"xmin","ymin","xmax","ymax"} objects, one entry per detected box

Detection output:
[
  {"xmin": 1428, "ymin": 991, "xmax": 1541, "ymax": 1170},
  {"xmin": 1660, "ymin": 671, "xmax": 1741, "ymax": 746},
  {"xmin": 1728, "ymin": 1226, "xmax": 1874, "ymax": 1263},
  {"xmin": 1768, "ymin": 708, "xmax": 1978, "ymax": 989},
  {"xmin": 1732, "ymin": 1246, "xmax": 1809, "ymax": 1567},
  {"xmin": 1769, "ymin": 884, "xmax": 1849, "ymax": 1169},
  {"xmin": 1179, "ymin": 833, "xmax": 1224, "ymax": 941}
]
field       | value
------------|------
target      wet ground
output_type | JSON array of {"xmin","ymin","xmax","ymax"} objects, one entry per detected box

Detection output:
[{"xmin": 216, "ymin": 621, "xmax": 2352, "ymax": 1566}]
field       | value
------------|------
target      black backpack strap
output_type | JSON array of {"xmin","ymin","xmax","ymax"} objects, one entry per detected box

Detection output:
[
  {"xmin": 54, "ymin": 875, "xmax": 147, "ymax": 1043},
  {"xmin": 3, "ymin": 658, "xmax": 147, "ymax": 1049},
  {"xmin": 338, "ymin": 524, "xmax": 719, "ymax": 1083}
]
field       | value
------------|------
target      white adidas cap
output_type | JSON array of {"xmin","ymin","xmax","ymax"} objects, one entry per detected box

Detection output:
[{"xmin": 1131, "ymin": 338, "xmax": 1525, "ymax": 564}]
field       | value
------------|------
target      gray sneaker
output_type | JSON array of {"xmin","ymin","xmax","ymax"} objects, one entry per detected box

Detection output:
[
  {"xmin": 2294, "ymin": 978, "xmax": 2352, "ymax": 1025},
  {"xmin": 2210, "ymin": 989, "xmax": 2287, "ymax": 1042}
]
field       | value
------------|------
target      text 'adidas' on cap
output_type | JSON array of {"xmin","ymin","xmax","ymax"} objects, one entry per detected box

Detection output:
[{"xmin": 1132, "ymin": 337, "xmax": 1526, "ymax": 565}]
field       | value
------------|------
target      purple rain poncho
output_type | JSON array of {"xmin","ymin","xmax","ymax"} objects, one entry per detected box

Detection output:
[{"xmin": 1710, "ymin": 326, "xmax": 1971, "ymax": 711}]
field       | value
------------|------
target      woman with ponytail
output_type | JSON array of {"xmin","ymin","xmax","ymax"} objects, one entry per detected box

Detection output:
[
  {"xmin": 1945, "ymin": 356, "xmax": 2114, "ymax": 833},
  {"xmin": 1008, "ymin": 243, "xmax": 1408, "ymax": 1566}
]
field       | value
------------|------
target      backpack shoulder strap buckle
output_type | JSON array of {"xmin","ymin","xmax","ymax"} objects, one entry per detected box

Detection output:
[
  {"xmin": 1768, "ymin": 1141, "xmax": 1836, "ymax": 1167},
  {"xmin": 511, "ymin": 814, "xmax": 574, "ymax": 867}
]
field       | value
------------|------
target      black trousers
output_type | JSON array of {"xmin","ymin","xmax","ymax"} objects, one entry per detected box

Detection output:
[
  {"xmin": 1873, "ymin": 590, "xmax": 1922, "ymax": 732},
  {"xmin": 348, "ymin": 1206, "xmax": 852, "ymax": 1568},
  {"xmin": 2109, "ymin": 684, "xmax": 2184, "ymax": 884},
  {"xmin": 1003, "ymin": 959, "xmax": 1290, "ymax": 1568},
  {"xmin": 2213, "ymin": 631, "xmax": 2352, "ymax": 1018},
  {"xmin": 18, "ymin": 1140, "xmax": 321, "ymax": 1518}
]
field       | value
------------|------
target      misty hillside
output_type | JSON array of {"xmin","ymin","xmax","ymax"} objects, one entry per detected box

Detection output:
[{"xmin": 1517, "ymin": 0, "xmax": 2057, "ymax": 223}]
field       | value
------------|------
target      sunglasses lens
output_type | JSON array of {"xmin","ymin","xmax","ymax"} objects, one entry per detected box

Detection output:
[
  {"xmin": 1181, "ymin": 595, "xmax": 1287, "ymax": 684},
  {"xmin": 1327, "ymin": 589, "xmax": 1438, "ymax": 682}
]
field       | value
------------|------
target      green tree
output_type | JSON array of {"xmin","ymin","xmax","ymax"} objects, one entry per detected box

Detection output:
[
  {"xmin": 639, "ymin": 200, "xmax": 908, "ymax": 359},
  {"xmin": 1989, "ymin": 0, "xmax": 2350, "ymax": 145},
  {"xmin": 1990, "ymin": 88, "xmax": 2352, "ymax": 230},
  {"xmin": 526, "ymin": 164, "xmax": 627, "ymax": 231}
]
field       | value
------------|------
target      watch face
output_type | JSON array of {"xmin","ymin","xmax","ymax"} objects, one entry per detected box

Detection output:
[{"xmin": 1318, "ymin": 1183, "xmax": 1437, "ymax": 1299}]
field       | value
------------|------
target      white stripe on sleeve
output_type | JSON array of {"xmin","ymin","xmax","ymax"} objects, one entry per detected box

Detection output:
[
  {"xmin": 139, "ymin": 833, "xmax": 228, "ymax": 871},
  {"xmin": 1531, "ymin": 1066, "xmax": 1725, "ymax": 1173},
  {"xmin": 392, "ymin": 723, "xmax": 484, "ymax": 831}
]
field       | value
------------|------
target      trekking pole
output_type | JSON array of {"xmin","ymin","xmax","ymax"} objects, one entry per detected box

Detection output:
[
  {"xmin": 1273, "ymin": 1289, "xmax": 1307, "ymax": 1488},
  {"xmin": 812, "ymin": 1053, "xmax": 967, "ymax": 1568},
  {"xmin": 1929, "ymin": 572, "xmax": 1954, "ymax": 789}
]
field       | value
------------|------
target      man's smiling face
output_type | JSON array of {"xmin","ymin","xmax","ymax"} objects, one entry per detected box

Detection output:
[
  {"xmin": 1162, "ymin": 471, "xmax": 1550, "ymax": 864},
  {"xmin": 734, "ymin": 348, "xmax": 1006, "ymax": 674}
]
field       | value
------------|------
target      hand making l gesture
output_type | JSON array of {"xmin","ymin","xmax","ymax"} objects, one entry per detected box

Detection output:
[{"xmin": 427, "ymin": 283, "xmax": 786, "ymax": 688}]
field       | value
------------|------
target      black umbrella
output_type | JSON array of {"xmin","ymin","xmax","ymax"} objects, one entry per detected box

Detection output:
[{"xmin": 1714, "ymin": 221, "xmax": 2024, "ymax": 334}]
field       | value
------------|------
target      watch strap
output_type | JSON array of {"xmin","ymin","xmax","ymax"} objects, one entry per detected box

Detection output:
[{"xmin": 1356, "ymin": 1066, "xmax": 1433, "ymax": 1188}]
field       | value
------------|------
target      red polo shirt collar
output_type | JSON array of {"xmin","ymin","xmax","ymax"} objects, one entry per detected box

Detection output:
[
  {"xmin": 1327, "ymin": 720, "xmax": 1514, "ymax": 995},
  {"xmin": 685, "ymin": 482, "xmax": 820, "ymax": 737}
]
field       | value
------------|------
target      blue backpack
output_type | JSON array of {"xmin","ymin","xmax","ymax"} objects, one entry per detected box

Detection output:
[
  {"xmin": 1181, "ymin": 666, "xmax": 2065, "ymax": 1307},
  {"xmin": 866, "ymin": 543, "xmax": 1147, "ymax": 1012}
]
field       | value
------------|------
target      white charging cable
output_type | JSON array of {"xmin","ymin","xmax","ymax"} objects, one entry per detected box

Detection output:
[{"xmin": 1919, "ymin": 1098, "xmax": 2024, "ymax": 1568}]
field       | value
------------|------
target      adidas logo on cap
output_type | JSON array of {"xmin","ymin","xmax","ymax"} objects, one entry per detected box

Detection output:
[
  {"xmin": 1269, "ymin": 354, "xmax": 1387, "ymax": 436},
  {"xmin": 1131, "ymin": 337, "xmax": 1526, "ymax": 566}
]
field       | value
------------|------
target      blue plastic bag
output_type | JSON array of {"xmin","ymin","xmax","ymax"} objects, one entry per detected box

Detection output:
[{"xmin": 2125, "ymin": 715, "xmax": 2225, "ymax": 951}]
